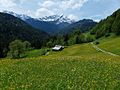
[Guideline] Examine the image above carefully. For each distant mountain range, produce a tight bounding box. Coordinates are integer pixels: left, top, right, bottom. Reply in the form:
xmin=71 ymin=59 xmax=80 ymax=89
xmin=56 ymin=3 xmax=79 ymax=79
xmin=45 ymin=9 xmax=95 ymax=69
xmin=3 ymin=11 xmax=97 ymax=35
xmin=58 ymin=19 xmax=97 ymax=35
xmin=3 ymin=11 xmax=74 ymax=34
xmin=39 ymin=15 xmax=75 ymax=24
xmin=3 ymin=11 xmax=74 ymax=24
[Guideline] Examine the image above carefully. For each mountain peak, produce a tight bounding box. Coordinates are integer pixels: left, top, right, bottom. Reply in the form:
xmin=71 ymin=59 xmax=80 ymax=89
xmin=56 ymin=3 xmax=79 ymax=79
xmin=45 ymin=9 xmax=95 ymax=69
xmin=2 ymin=10 xmax=31 ymax=21
xmin=3 ymin=10 xmax=75 ymax=24
xmin=39 ymin=15 xmax=75 ymax=24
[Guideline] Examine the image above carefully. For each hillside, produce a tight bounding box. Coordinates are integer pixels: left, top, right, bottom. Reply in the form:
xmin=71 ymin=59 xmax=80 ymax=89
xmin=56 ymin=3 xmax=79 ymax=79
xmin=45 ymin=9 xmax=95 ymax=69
xmin=0 ymin=12 xmax=49 ymax=57
xmin=98 ymin=36 xmax=120 ymax=55
xmin=0 ymin=37 xmax=120 ymax=89
xmin=45 ymin=36 xmax=120 ymax=57
xmin=25 ymin=18 xmax=60 ymax=35
xmin=59 ymin=19 xmax=97 ymax=35
xmin=16 ymin=15 xmax=74 ymax=35
xmin=91 ymin=9 xmax=120 ymax=38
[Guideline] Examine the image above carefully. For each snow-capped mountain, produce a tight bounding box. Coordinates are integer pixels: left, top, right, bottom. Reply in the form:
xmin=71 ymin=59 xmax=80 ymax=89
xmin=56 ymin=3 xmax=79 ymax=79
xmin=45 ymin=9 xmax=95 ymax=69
xmin=2 ymin=11 xmax=73 ymax=34
xmin=3 ymin=10 xmax=31 ymax=21
xmin=2 ymin=10 xmax=97 ymax=35
xmin=3 ymin=11 xmax=74 ymax=25
xmin=39 ymin=15 xmax=75 ymax=24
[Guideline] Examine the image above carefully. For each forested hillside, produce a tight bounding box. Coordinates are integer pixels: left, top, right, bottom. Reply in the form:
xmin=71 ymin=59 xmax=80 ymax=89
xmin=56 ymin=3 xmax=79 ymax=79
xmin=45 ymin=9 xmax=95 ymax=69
xmin=59 ymin=19 xmax=97 ymax=35
xmin=0 ymin=13 xmax=49 ymax=57
xmin=91 ymin=9 xmax=120 ymax=38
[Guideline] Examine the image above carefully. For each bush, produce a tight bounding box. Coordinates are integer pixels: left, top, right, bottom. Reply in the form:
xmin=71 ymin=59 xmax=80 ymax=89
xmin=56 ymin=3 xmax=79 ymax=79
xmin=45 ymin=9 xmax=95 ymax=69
xmin=8 ymin=40 xmax=31 ymax=59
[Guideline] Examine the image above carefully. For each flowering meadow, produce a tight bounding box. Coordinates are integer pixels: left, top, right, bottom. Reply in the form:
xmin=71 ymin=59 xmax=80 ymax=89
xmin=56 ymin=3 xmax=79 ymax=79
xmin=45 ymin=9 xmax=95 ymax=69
xmin=0 ymin=43 xmax=120 ymax=90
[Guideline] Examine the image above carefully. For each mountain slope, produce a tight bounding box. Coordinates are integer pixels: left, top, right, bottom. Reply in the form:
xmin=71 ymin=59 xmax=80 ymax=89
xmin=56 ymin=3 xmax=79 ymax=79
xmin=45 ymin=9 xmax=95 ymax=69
xmin=25 ymin=15 xmax=75 ymax=35
xmin=25 ymin=18 xmax=59 ymax=34
xmin=0 ymin=12 xmax=49 ymax=57
xmin=98 ymin=36 xmax=120 ymax=55
xmin=58 ymin=19 xmax=97 ymax=35
xmin=90 ymin=8 xmax=120 ymax=38
xmin=3 ymin=11 xmax=98 ymax=36
xmin=3 ymin=11 xmax=74 ymax=35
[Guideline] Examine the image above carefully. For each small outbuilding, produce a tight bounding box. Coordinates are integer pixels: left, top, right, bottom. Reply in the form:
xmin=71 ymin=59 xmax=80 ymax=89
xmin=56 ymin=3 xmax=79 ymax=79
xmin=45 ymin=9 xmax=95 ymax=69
xmin=52 ymin=45 xmax=64 ymax=51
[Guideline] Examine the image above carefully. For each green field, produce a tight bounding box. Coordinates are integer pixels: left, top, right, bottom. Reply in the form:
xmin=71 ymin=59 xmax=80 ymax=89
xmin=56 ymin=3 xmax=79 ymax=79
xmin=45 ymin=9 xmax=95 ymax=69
xmin=0 ymin=37 xmax=120 ymax=90
xmin=97 ymin=36 xmax=120 ymax=55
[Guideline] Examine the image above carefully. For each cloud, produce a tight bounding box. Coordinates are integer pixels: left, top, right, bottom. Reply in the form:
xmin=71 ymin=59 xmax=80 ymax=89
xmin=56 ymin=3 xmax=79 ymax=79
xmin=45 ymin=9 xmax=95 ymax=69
xmin=0 ymin=0 xmax=118 ymax=21
xmin=60 ymin=0 xmax=88 ymax=10
xmin=35 ymin=0 xmax=88 ymax=18
xmin=68 ymin=14 xmax=79 ymax=20
xmin=35 ymin=8 xmax=54 ymax=17
xmin=38 ymin=0 xmax=55 ymax=9
xmin=0 ymin=0 xmax=34 ymax=16
xmin=35 ymin=0 xmax=57 ymax=17
xmin=94 ymin=19 xmax=100 ymax=22
xmin=0 ymin=0 xmax=16 ymax=8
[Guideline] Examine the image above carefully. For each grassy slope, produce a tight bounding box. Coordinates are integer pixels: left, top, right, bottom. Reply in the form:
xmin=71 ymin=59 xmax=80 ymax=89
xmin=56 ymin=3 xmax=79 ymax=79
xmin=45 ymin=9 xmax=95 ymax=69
xmin=0 ymin=38 xmax=120 ymax=89
xmin=22 ymin=48 xmax=48 ymax=58
xmin=98 ymin=36 xmax=120 ymax=55
xmin=47 ymin=43 xmax=100 ymax=56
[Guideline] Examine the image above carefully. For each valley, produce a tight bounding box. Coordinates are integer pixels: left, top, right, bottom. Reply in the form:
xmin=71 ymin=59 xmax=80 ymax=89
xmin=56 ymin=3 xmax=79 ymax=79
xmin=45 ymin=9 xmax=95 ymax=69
xmin=0 ymin=3 xmax=120 ymax=89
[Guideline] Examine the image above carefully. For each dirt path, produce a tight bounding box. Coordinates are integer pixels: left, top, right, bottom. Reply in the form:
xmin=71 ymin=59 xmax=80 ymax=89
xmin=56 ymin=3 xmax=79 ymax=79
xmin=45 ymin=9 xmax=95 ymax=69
xmin=91 ymin=42 xmax=119 ymax=56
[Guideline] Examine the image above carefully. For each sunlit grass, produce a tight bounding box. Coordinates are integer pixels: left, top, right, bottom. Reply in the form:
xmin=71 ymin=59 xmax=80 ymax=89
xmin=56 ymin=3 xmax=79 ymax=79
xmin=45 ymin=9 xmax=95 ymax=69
xmin=0 ymin=37 xmax=120 ymax=89
xmin=98 ymin=36 xmax=120 ymax=55
xmin=0 ymin=55 xmax=120 ymax=89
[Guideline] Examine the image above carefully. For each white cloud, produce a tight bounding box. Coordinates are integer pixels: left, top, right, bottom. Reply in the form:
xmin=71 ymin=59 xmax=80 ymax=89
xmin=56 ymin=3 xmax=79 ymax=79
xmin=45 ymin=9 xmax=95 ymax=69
xmin=0 ymin=0 xmax=16 ymax=8
xmin=35 ymin=8 xmax=54 ymax=17
xmin=35 ymin=0 xmax=88 ymax=18
xmin=35 ymin=0 xmax=57 ymax=17
xmin=94 ymin=19 xmax=100 ymax=22
xmin=60 ymin=0 xmax=88 ymax=10
xmin=0 ymin=0 xmax=34 ymax=17
xmin=38 ymin=0 xmax=55 ymax=9
xmin=68 ymin=14 xmax=79 ymax=20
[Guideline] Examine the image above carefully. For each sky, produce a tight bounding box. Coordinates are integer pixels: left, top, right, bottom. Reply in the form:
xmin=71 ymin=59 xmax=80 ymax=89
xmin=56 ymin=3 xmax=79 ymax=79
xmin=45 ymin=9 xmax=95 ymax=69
xmin=0 ymin=0 xmax=120 ymax=21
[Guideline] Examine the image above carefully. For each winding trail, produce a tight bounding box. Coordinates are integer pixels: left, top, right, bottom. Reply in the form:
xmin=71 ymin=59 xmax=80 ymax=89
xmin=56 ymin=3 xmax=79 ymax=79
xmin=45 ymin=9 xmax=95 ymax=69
xmin=91 ymin=42 xmax=119 ymax=56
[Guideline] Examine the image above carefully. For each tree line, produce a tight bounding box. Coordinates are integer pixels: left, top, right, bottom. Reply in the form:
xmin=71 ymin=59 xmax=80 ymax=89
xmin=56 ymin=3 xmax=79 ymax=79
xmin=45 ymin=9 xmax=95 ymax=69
xmin=90 ymin=9 xmax=120 ymax=39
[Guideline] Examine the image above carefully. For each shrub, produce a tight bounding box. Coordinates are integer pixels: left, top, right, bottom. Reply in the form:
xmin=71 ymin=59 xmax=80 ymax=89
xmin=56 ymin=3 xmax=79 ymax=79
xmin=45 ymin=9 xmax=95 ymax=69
xmin=8 ymin=40 xmax=31 ymax=59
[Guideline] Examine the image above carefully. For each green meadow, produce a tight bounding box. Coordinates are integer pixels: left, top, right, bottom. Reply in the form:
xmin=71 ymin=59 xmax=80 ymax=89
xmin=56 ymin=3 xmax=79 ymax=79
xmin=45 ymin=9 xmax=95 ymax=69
xmin=0 ymin=37 xmax=120 ymax=90
xmin=98 ymin=36 xmax=120 ymax=55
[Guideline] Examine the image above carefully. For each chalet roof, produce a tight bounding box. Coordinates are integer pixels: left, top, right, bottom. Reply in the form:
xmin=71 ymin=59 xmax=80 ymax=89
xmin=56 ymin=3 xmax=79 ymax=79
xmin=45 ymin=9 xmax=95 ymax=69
xmin=52 ymin=45 xmax=64 ymax=50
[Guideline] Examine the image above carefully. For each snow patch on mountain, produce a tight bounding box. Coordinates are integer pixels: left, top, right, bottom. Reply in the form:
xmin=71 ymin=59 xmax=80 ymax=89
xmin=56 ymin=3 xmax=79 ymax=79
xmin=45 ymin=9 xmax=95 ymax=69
xmin=39 ymin=15 xmax=75 ymax=24
xmin=3 ymin=10 xmax=31 ymax=21
xmin=3 ymin=11 xmax=75 ymax=25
